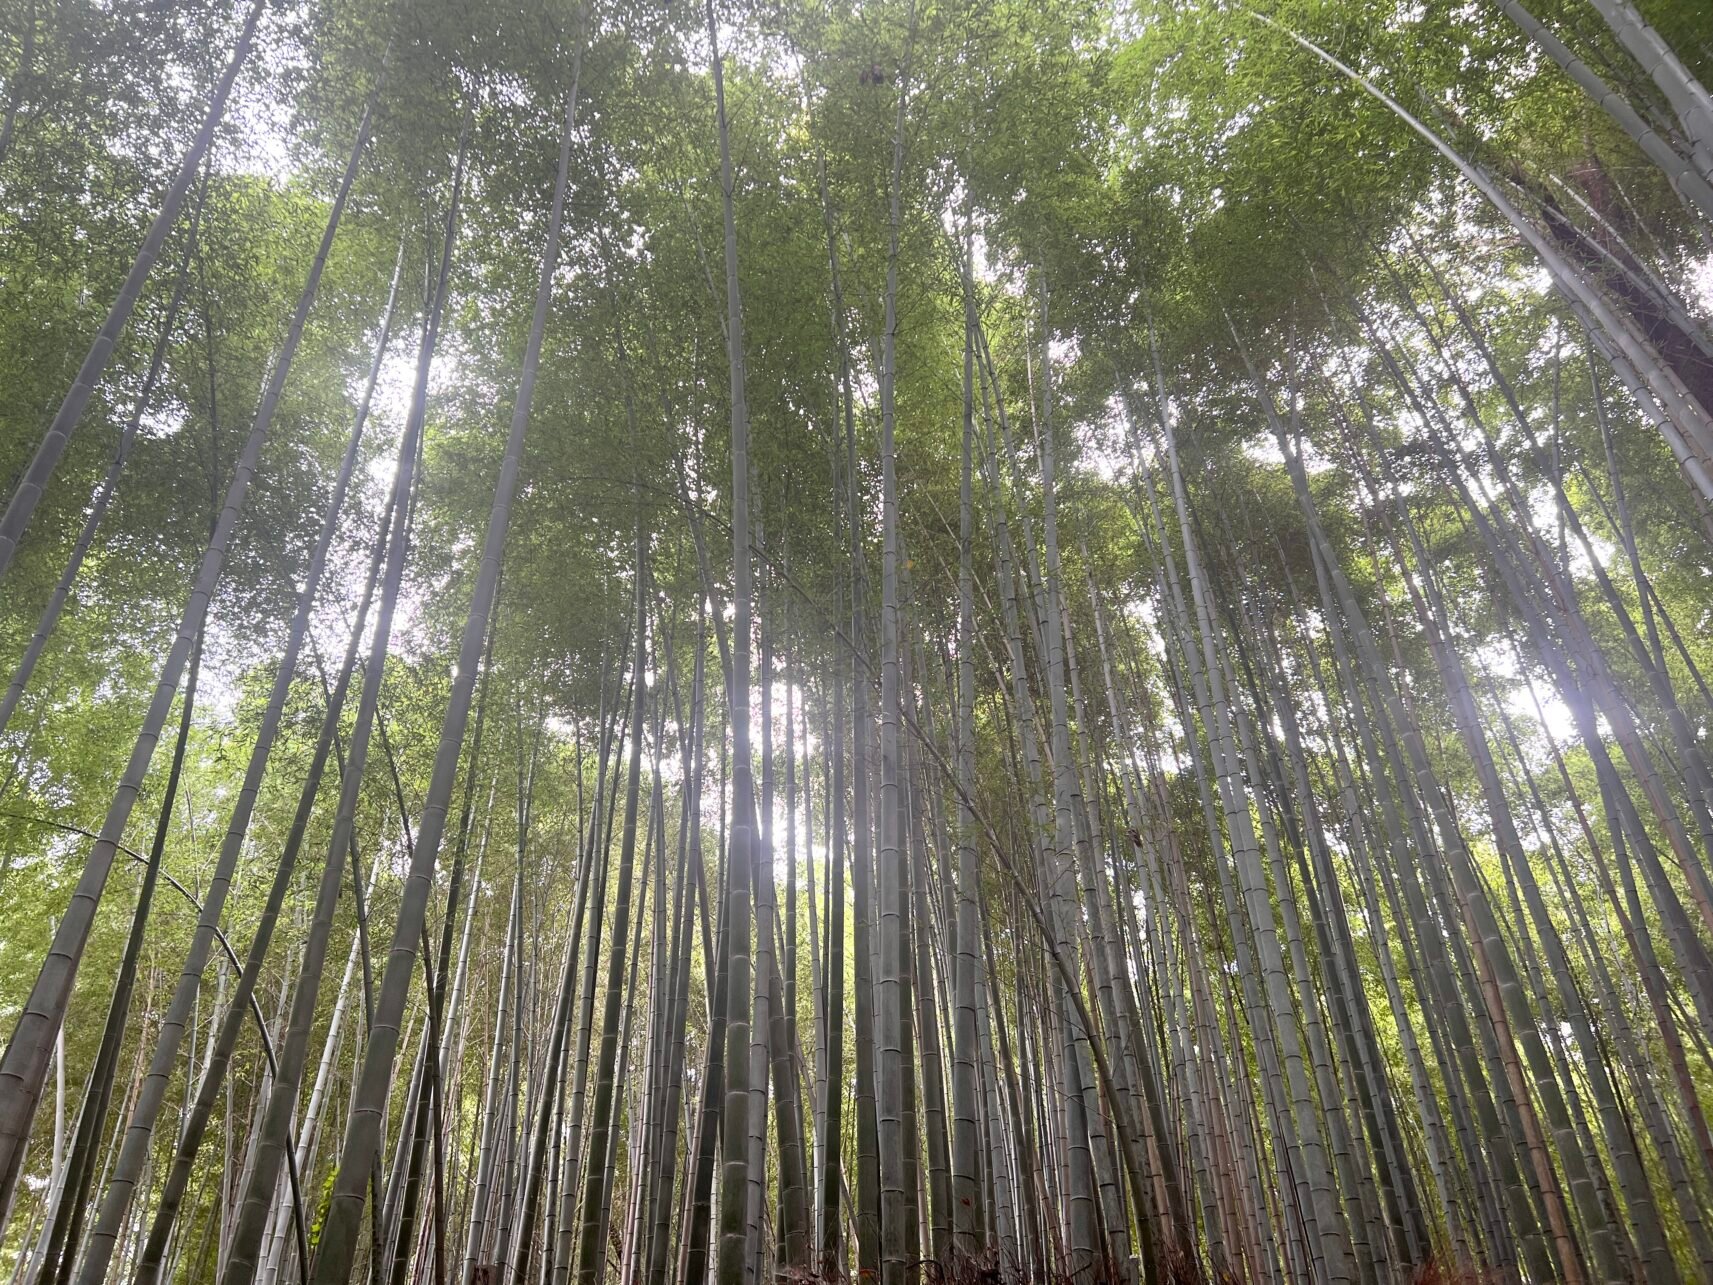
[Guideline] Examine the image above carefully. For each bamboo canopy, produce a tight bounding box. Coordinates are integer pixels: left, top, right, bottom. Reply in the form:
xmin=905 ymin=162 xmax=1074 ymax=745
xmin=1 ymin=1 xmax=1713 ymax=1282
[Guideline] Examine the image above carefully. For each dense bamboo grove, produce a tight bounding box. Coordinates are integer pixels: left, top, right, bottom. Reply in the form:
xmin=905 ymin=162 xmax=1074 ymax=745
xmin=2 ymin=0 xmax=1713 ymax=1282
